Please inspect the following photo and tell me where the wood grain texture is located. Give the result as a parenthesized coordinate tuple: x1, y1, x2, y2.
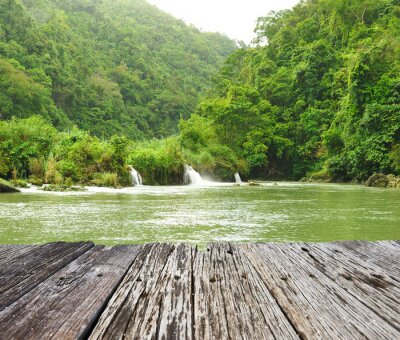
(89, 243, 194, 340)
(0, 241, 399, 340)
(300, 242, 400, 329)
(91, 243, 302, 340)
(193, 243, 299, 340)
(241, 242, 400, 339)
(331, 240, 400, 273)
(0, 241, 94, 310)
(0, 245, 141, 340)
(0, 244, 37, 266)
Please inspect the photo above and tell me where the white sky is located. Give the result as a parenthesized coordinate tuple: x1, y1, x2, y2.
(147, 0, 300, 43)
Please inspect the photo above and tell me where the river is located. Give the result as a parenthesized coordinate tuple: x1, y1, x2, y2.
(0, 182, 399, 248)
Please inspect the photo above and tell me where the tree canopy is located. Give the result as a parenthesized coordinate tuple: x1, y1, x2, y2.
(0, 0, 237, 139)
(197, 0, 400, 181)
(1, 0, 399, 185)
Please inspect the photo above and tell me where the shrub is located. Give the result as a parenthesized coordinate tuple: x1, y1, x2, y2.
(389, 144, 400, 174)
(309, 168, 332, 182)
(29, 158, 44, 179)
(11, 179, 28, 188)
(57, 160, 77, 180)
(90, 172, 119, 188)
(29, 175, 43, 186)
(65, 177, 73, 187)
(44, 156, 63, 184)
(130, 137, 185, 185)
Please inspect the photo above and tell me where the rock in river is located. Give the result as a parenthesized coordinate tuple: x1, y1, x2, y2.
(365, 173, 389, 187)
(0, 179, 20, 193)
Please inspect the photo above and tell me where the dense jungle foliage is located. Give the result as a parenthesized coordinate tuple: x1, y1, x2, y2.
(1, 0, 399, 186)
(0, 0, 236, 138)
(197, 0, 400, 181)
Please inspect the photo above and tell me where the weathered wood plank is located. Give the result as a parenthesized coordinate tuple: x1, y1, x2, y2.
(0, 245, 141, 340)
(193, 246, 229, 339)
(307, 241, 400, 281)
(331, 240, 400, 273)
(90, 244, 193, 339)
(0, 241, 398, 339)
(0, 244, 38, 266)
(90, 243, 194, 340)
(0, 241, 94, 310)
(241, 243, 400, 339)
(193, 243, 299, 339)
(281, 242, 400, 331)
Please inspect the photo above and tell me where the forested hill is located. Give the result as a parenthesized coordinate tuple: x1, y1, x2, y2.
(197, 0, 400, 181)
(1, 0, 399, 186)
(0, 0, 236, 138)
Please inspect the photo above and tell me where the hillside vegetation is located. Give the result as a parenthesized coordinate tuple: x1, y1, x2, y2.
(1, 0, 399, 186)
(196, 0, 400, 181)
(0, 0, 236, 138)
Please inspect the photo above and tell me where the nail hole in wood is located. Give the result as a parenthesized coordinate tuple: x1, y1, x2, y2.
(209, 276, 216, 283)
(174, 275, 181, 280)
(227, 249, 233, 255)
(342, 273, 352, 281)
(301, 247, 309, 252)
(97, 273, 103, 277)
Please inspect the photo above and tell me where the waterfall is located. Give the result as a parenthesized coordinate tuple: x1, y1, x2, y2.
(130, 167, 143, 186)
(234, 172, 242, 184)
(184, 165, 203, 185)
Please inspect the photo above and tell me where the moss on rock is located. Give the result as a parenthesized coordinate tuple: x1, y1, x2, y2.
(0, 179, 20, 193)
(364, 173, 400, 188)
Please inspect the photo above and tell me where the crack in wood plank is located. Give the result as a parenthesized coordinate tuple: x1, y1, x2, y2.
(0, 242, 94, 311)
(0, 241, 399, 339)
(240, 242, 400, 339)
(0, 245, 141, 339)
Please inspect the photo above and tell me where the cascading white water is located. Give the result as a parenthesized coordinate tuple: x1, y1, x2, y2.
(234, 172, 242, 184)
(184, 165, 203, 185)
(130, 167, 142, 186)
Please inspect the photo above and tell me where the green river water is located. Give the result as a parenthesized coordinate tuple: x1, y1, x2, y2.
(0, 182, 399, 247)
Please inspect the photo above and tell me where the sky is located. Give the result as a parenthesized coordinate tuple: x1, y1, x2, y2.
(147, 0, 300, 43)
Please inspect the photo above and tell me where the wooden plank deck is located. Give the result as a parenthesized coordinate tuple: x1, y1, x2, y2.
(0, 241, 399, 339)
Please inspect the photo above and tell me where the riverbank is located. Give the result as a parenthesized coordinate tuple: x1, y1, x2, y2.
(11, 176, 400, 194)
(4, 168, 400, 194)
(0, 241, 399, 339)
(14, 180, 388, 196)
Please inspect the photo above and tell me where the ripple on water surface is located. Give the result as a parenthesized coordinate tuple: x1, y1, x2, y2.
(0, 183, 399, 247)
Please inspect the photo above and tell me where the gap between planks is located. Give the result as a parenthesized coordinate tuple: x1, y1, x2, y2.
(0, 241, 399, 340)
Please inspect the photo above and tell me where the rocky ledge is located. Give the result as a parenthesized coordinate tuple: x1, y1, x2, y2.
(0, 179, 20, 193)
(365, 173, 400, 188)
